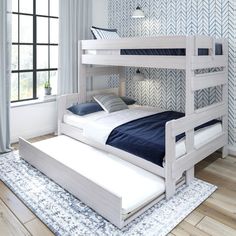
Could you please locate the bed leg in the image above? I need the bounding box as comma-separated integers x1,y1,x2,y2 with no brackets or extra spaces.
57,122,62,136
165,179,175,200
222,145,228,159
186,167,194,185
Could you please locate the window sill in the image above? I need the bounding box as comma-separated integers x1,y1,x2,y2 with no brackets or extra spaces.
11,95,57,108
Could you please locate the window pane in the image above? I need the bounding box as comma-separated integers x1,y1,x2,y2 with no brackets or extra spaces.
20,15,33,43
12,0,18,12
12,14,18,42
50,71,57,95
11,73,19,101
20,45,33,70
20,72,33,100
37,46,48,69
50,0,59,17
20,0,33,14
50,46,58,68
37,71,48,97
36,0,48,15
50,18,58,44
37,17,48,43
12,45,18,71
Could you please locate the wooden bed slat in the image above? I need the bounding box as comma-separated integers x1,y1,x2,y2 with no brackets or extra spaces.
170,105,227,137
192,71,227,91
191,55,227,69
172,133,227,179
194,36,214,50
82,55,186,69
82,36,187,50
195,102,225,114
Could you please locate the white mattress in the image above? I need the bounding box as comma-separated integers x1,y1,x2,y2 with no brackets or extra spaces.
33,135,165,217
64,105,160,130
64,106,223,159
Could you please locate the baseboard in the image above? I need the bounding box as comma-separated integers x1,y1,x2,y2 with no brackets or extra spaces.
228,145,236,157
10,127,56,144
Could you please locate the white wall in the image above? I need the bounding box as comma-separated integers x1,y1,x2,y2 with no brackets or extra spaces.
10,101,57,143
10,1,109,144
91,0,110,90
92,0,108,28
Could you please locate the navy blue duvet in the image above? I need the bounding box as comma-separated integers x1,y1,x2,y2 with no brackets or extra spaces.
106,111,220,167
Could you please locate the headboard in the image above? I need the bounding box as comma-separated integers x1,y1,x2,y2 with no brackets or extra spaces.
57,88,119,129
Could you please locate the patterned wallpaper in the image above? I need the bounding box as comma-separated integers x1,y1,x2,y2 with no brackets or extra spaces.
108,0,236,145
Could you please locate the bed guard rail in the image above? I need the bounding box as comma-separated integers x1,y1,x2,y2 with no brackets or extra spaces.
80,36,226,69
165,102,227,181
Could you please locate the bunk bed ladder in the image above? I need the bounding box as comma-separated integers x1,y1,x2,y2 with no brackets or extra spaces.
165,37,229,199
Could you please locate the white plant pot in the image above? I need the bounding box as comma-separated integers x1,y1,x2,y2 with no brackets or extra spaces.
44,87,52,95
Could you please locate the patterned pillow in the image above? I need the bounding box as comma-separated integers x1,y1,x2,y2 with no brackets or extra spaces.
121,96,136,105
91,26,120,40
93,94,128,113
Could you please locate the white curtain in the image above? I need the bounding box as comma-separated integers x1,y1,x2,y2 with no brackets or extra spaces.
0,0,11,153
58,0,92,95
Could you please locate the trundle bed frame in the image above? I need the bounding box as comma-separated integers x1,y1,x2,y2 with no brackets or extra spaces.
20,35,228,229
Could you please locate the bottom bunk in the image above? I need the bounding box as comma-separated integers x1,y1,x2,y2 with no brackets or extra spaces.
58,93,227,199
19,135,185,229
63,105,223,167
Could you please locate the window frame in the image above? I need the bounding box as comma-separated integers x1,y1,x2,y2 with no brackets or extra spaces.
11,0,59,103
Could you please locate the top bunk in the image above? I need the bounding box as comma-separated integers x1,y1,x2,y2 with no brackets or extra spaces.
80,35,228,70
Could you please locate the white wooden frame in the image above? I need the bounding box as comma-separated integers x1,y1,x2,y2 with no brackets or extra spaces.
58,35,228,200
19,137,184,229
17,35,228,229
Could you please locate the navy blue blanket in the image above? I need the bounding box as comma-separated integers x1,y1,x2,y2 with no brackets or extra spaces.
106,111,220,167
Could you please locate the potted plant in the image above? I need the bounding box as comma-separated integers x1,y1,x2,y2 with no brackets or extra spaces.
44,81,52,95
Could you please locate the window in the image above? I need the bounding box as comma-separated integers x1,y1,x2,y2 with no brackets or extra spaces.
11,0,59,102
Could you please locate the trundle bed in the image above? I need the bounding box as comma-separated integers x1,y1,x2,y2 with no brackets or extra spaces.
19,135,173,228
19,35,228,229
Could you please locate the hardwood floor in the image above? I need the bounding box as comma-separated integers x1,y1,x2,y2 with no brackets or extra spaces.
1,134,236,236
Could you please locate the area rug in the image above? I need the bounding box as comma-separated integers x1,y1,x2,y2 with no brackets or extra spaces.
0,151,216,236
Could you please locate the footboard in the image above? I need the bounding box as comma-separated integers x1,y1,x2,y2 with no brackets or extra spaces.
165,103,227,198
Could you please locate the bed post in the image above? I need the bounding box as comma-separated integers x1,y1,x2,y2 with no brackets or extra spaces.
57,95,66,135
118,67,126,96
165,120,176,199
185,36,195,185
222,39,229,158
78,40,87,103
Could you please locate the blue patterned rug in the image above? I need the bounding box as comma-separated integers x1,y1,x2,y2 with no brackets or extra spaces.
0,151,216,236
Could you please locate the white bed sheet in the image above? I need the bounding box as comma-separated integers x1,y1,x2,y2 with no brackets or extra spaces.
33,135,165,217
64,105,164,142
64,106,223,159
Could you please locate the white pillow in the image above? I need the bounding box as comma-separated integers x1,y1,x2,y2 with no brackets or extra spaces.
93,94,128,113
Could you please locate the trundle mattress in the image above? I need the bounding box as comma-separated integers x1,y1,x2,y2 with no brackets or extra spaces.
32,135,165,218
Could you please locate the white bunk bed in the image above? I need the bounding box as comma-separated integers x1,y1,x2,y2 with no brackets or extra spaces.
20,35,228,229
59,35,228,193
